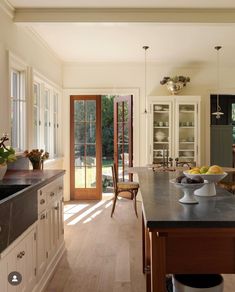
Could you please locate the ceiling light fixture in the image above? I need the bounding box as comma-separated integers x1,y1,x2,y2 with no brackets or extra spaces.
212,45,224,119
143,45,149,114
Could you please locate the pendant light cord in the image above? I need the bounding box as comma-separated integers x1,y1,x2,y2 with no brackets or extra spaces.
143,46,149,114
216,46,221,112
213,45,223,119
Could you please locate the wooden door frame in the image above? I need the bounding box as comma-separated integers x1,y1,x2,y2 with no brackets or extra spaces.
70,95,102,200
114,95,133,181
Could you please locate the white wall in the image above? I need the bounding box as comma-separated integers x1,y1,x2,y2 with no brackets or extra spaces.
63,62,235,170
0,6,63,136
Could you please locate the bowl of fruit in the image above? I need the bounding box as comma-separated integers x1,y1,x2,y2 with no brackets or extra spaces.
183,165,227,197
170,175,205,204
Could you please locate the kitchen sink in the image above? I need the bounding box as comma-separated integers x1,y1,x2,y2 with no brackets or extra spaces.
0,184,31,201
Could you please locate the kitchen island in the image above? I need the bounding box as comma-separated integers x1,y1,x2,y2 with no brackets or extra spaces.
138,169,235,292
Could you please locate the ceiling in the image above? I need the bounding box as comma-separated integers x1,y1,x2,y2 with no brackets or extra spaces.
6,0,235,64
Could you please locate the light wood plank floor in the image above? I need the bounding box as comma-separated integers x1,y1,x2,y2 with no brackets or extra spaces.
45,198,145,292
45,197,235,292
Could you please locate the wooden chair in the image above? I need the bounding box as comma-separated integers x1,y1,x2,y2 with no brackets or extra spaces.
110,164,139,217
217,181,235,194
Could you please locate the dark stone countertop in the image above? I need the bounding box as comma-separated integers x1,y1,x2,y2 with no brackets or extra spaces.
0,169,65,203
138,169,235,229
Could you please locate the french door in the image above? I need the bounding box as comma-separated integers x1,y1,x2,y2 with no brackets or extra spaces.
114,95,133,181
70,95,102,200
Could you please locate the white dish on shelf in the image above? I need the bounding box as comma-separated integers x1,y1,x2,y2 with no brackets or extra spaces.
183,171,227,197
155,105,162,111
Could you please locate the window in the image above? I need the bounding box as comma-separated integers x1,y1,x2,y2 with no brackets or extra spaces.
10,69,26,151
53,93,59,157
33,82,41,148
33,74,60,158
44,88,50,152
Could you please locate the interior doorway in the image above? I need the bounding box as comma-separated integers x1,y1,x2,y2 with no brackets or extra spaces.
210,94,235,167
70,94,133,200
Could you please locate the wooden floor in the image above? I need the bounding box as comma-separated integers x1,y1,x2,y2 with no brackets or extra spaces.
45,197,145,292
45,197,235,292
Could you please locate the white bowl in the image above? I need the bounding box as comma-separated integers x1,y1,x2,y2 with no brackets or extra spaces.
183,171,227,197
170,179,205,204
183,171,227,183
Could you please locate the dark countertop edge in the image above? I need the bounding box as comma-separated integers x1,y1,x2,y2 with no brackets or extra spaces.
146,221,235,229
0,170,65,204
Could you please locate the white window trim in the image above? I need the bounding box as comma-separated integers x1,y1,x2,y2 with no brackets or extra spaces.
8,51,29,152
33,70,62,158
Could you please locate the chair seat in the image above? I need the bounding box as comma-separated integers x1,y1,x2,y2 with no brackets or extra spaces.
117,181,139,189
218,181,235,193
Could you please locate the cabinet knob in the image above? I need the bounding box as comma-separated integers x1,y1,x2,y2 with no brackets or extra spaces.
21,251,25,256
59,186,63,191
40,214,46,220
40,190,43,196
50,192,55,197
17,253,22,259
40,199,45,204
54,205,59,210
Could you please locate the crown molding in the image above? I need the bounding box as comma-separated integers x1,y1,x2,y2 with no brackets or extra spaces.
13,7,235,23
0,0,15,18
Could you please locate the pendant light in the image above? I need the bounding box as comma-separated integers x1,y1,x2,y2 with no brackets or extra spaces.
143,45,149,114
212,45,224,119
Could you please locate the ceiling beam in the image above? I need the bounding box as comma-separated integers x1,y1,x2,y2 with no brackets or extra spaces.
13,8,235,23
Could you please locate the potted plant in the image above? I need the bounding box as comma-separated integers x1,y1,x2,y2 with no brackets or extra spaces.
0,134,16,180
24,149,49,170
160,76,190,95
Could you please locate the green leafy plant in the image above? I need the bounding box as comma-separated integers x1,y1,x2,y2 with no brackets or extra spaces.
0,134,16,165
160,76,190,86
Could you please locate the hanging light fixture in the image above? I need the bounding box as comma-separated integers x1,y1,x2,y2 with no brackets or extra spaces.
212,45,224,119
143,45,149,114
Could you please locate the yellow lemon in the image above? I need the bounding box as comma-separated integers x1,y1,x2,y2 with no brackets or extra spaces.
207,165,223,174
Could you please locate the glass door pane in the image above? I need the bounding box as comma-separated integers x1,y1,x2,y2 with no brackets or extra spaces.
152,103,171,165
71,96,102,200
114,96,133,182
177,103,197,164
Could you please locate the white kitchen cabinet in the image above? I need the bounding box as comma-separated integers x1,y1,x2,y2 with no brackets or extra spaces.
0,174,65,292
3,225,36,292
36,176,64,285
148,96,201,166
37,210,47,280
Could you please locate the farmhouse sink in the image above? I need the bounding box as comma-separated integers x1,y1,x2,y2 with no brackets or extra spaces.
0,184,31,201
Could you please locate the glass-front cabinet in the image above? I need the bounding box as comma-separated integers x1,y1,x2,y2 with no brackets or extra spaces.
151,102,172,164
148,96,200,166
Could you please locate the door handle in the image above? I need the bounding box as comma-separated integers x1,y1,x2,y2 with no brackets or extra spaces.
40,214,46,220
40,199,45,204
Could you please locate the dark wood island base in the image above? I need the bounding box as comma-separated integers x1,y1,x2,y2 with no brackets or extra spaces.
134,169,235,292
142,212,235,292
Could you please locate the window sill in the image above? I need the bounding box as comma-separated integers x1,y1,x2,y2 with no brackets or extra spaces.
44,156,64,166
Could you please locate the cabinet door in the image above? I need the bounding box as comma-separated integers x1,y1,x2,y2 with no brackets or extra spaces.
6,227,36,292
175,102,199,165
52,201,60,246
46,206,54,260
150,102,173,164
0,257,8,292
6,238,26,292
58,198,64,242
37,211,47,280
24,229,36,292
